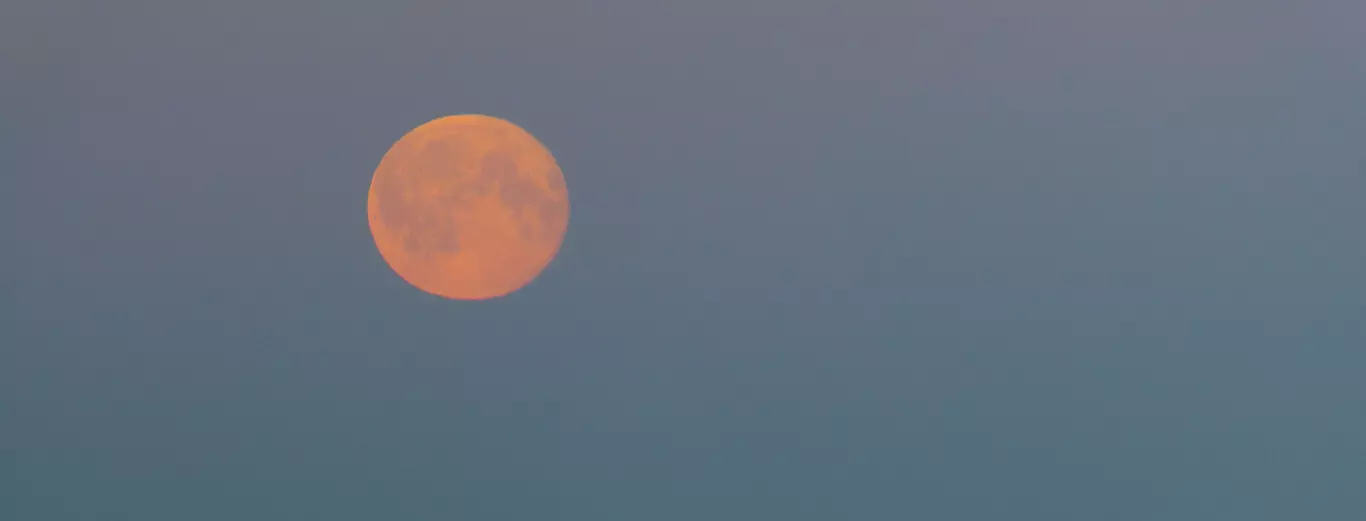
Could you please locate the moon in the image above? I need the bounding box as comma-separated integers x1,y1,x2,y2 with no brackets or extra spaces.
367,114,570,300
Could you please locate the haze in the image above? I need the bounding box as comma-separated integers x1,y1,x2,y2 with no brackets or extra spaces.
4,0,1364,519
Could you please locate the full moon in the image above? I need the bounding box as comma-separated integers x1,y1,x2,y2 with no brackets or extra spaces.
367,114,570,300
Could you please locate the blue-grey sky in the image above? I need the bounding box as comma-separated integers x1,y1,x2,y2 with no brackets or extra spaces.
4,1,1365,519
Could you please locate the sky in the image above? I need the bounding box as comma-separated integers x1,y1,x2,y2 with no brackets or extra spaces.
4,0,1365,519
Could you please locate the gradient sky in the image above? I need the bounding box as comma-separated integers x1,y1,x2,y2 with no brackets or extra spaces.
4,1,1365,519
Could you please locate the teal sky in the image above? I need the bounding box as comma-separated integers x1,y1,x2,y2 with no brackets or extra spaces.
4,1,1365,519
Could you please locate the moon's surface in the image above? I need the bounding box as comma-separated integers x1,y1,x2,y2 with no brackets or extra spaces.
367,114,569,300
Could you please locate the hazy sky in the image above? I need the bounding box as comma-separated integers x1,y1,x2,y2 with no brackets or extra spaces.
4,1,1365,519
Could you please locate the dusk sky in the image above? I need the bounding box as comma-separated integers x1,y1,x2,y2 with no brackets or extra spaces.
4,1,1365,519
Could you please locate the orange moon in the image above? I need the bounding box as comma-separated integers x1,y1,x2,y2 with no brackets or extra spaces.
367,114,570,300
